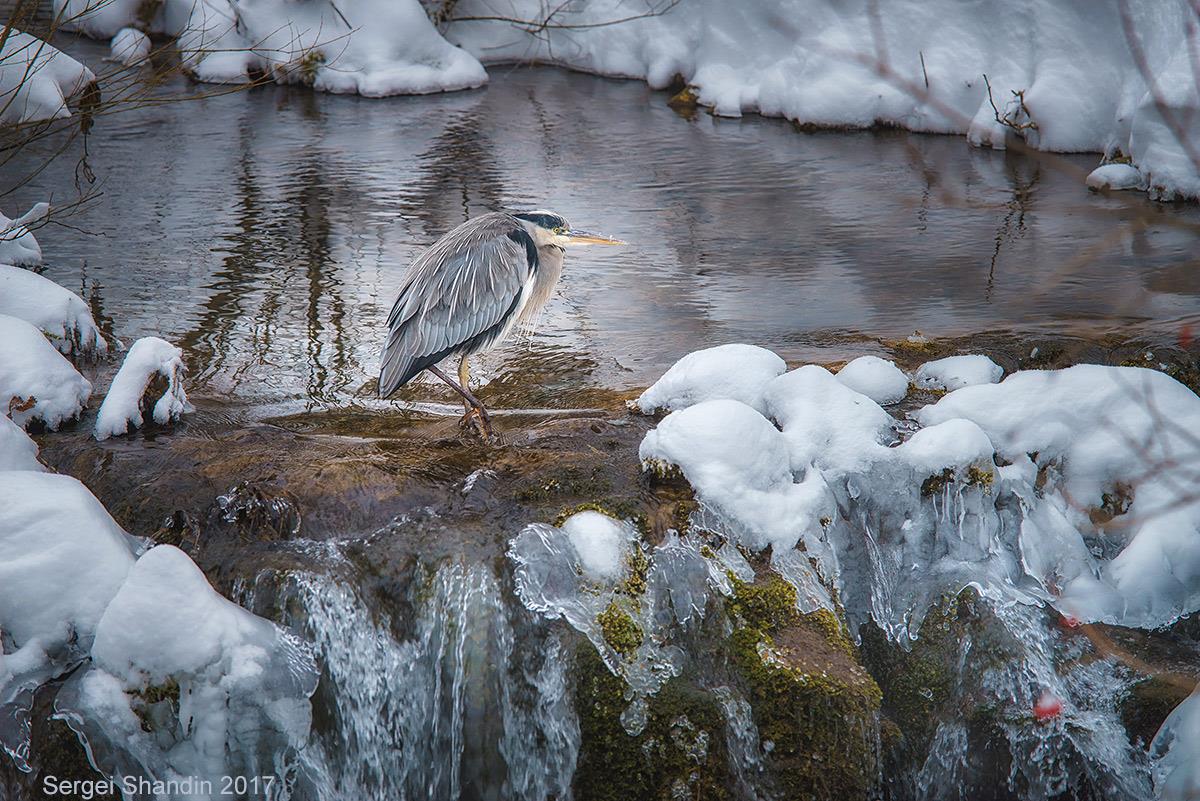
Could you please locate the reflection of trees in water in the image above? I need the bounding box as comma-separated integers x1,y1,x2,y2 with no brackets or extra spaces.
179,111,353,404
401,114,507,236
987,152,1042,300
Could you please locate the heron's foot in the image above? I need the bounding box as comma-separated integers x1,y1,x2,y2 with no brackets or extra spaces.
458,405,498,443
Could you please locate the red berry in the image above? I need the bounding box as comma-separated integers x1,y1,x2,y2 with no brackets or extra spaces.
1034,691,1063,722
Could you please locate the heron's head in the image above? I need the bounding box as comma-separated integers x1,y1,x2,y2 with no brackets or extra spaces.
514,210,626,249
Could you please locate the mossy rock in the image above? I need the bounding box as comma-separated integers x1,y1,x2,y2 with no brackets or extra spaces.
1121,676,1192,747
727,575,881,800
598,600,644,658
573,648,732,801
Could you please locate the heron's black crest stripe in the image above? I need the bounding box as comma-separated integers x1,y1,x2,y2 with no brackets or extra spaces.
513,212,566,231
507,228,540,274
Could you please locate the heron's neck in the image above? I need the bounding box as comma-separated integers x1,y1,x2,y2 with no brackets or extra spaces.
519,243,563,324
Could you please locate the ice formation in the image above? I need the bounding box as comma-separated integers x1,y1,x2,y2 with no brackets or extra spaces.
560,510,632,582
914,353,1004,390
94,336,191,440
0,31,95,125
633,343,787,415
633,342,1200,797
109,27,151,66
835,355,909,405
0,264,107,357
0,203,48,267
56,0,486,96
447,0,1200,200
0,313,93,430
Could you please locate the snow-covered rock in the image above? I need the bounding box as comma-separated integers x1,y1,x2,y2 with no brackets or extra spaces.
0,415,42,472
560,511,631,582
94,336,190,440
0,203,48,267
0,264,107,357
57,0,486,96
1086,163,1144,191
1153,683,1200,801
0,314,92,430
447,0,1200,200
109,27,151,65
835,355,908,405
633,343,787,415
0,31,95,125
915,354,1003,391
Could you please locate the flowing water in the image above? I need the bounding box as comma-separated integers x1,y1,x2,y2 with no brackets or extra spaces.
8,35,1200,801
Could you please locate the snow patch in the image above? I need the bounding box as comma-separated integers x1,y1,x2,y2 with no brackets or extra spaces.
835,355,909,405
0,31,95,125
915,354,1003,391
0,314,92,430
94,336,191,440
109,27,151,65
560,511,631,582
634,344,787,415
0,264,107,357
0,203,48,267
0,415,42,472
1086,163,1144,191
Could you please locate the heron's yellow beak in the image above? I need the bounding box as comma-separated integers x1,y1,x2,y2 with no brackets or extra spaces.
562,229,626,246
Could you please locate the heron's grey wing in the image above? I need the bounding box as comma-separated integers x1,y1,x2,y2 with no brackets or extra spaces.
379,218,534,397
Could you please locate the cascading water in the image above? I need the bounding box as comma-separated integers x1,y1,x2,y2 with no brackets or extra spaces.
235,543,581,801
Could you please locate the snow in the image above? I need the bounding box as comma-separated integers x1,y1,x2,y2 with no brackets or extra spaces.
446,0,1200,201
108,27,151,66
94,336,190,440
58,0,487,96
0,203,47,267
1086,163,1144,191
0,415,42,472
560,511,630,582
915,354,1003,391
835,355,909,405
0,264,107,357
0,314,92,430
633,344,787,415
0,31,95,125
1153,683,1200,800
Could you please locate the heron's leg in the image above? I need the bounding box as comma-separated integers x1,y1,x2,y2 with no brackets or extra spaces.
427,364,493,439
457,355,474,415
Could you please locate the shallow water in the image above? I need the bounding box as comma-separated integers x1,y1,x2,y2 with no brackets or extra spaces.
10,39,1200,415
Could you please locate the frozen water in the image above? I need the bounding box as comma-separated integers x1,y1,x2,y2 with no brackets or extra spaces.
836,355,909,405
561,510,632,582
94,336,191,440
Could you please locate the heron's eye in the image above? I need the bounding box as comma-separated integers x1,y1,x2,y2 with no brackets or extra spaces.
553,226,566,234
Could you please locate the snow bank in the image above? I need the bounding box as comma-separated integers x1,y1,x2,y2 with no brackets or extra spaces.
915,354,1003,391
0,314,92,430
109,27,151,66
835,355,908,405
633,343,787,415
94,336,190,440
0,31,95,125
0,264,107,357
0,415,41,472
447,0,1200,200
57,0,486,96
0,203,47,267
1086,163,1144,191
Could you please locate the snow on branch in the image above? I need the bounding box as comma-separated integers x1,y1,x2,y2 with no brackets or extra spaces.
94,336,191,440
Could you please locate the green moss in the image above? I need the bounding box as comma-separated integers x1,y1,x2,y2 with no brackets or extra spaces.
641,458,683,482
617,543,651,599
573,648,731,801
921,468,955,497
298,50,326,86
727,575,881,800
966,465,995,493
131,678,180,733
599,601,644,658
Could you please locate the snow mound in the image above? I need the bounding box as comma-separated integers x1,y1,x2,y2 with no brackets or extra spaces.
0,31,95,125
447,0,1200,200
0,415,42,472
560,511,631,582
1153,683,1200,801
836,355,909,405
0,264,107,357
58,0,487,96
915,354,1003,391
633,344,787,415
1086,163,1144,191
109,27,151,66
0,314,92,430
94,336,191,440
0,203,48,267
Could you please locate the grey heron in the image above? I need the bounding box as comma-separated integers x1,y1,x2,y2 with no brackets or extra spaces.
378,210,625,438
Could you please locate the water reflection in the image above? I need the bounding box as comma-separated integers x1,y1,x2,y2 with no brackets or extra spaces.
10,41,1200,413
